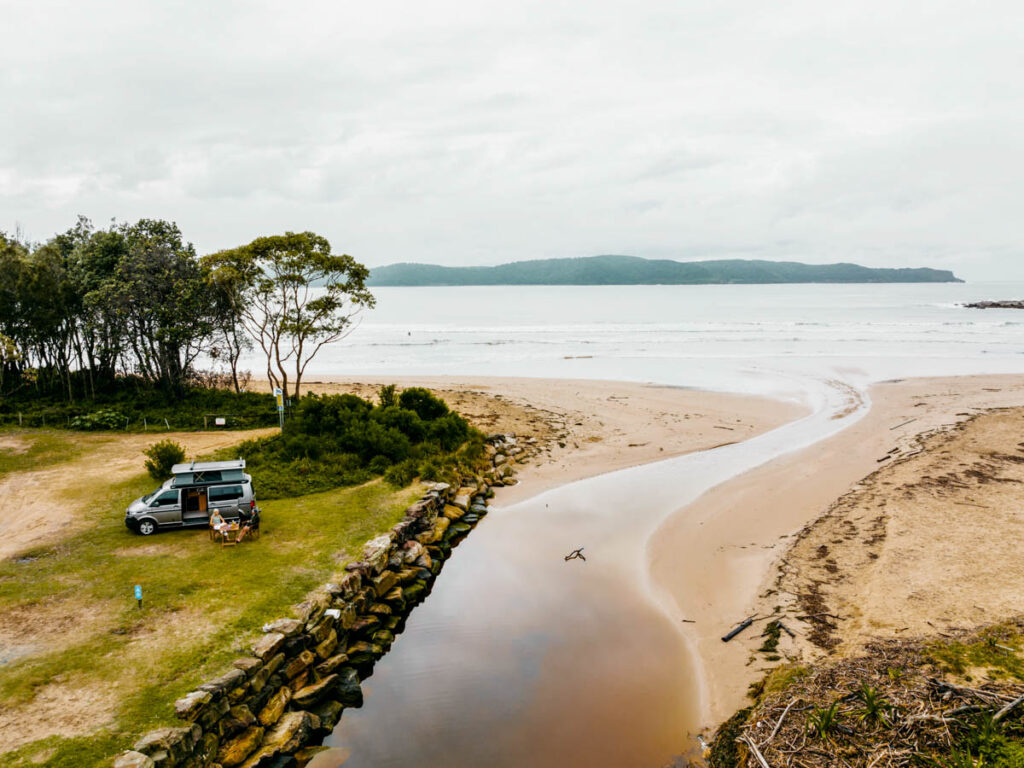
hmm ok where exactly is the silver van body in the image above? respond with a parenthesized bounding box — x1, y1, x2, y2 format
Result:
(125, 459, 255, 536)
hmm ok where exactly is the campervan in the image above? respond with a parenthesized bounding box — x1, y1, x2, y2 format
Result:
(125, 459, 255, 536)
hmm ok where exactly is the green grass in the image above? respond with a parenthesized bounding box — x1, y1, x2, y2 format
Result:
(0, 464, 422, 768)
(926, 624, 1024, 682)
(0, 429, 84, 479)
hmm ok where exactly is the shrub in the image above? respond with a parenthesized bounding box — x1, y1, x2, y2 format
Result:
(384, 458, 419, 487)
(378, 383, 397, 408)
(144, 439, 186, 480)
(368, 455, 393, 474)
(70, 409, 125, 430)
(398, 387, 449, 420)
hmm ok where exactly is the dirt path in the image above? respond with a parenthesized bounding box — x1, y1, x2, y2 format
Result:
(0, 428, 277, 561)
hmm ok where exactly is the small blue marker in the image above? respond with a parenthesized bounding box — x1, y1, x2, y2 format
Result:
(134, 584, 142, 609)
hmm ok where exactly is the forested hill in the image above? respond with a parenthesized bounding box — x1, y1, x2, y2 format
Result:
(367, 256, 962, 286)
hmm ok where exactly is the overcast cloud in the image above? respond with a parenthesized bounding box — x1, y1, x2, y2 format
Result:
(2, 0, 1023, 280)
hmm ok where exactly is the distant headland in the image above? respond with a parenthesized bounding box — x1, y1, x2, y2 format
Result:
(366, 255, 962, 286)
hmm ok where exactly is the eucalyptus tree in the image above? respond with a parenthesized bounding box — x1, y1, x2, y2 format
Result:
(203, 232, 374, 399)
(97, 219, 216, 399)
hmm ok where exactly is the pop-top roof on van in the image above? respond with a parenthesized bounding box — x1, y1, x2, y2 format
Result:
(170, 459, 246, 476)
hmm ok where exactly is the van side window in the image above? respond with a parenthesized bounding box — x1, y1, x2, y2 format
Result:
(153, 491, 179, 506)
(209, 485, 243, 502)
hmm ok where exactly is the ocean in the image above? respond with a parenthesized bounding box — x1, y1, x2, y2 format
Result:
(254, 281, 1024, 400)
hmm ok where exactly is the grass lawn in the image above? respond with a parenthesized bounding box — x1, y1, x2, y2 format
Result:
(0, 431, 422, 768)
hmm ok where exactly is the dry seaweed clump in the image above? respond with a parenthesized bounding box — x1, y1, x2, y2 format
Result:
(707, 618, 1024, 768)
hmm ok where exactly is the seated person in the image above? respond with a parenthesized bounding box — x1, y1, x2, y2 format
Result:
(209, 509, 226, 528)
(236, 504, 260, 543)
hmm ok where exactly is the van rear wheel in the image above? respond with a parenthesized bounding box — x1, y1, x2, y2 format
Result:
(138, 520, 157, 536)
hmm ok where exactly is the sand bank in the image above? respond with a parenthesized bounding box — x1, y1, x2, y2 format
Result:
(647, 373, 1024, 734)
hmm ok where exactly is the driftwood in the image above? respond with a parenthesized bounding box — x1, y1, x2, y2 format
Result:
(890, 418, 917, 430)
(766, 698, 799, 744)
(738, 734, 773, 768)
(722, 617, 754, 642)
(994, 691, 1024, 723)
(777, 621, 796, 638)
(564, 547, 586, 562)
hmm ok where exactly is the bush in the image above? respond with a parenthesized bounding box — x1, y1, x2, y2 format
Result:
(70, 409, 125, 430)
(229, 387, 486, 498)
(384, 458, 419, 487)
(378, 384, 397, 408)
(398, 387, 449, 420)
(144, 439, 186, 480)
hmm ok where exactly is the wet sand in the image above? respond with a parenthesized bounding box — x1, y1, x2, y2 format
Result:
(649, 374, 1024, 734)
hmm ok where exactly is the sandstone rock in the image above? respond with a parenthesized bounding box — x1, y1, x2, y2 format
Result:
(265, 653, 287, 677)
(335, 602, 358, 630)
(447, 521, 472, 539)
(383, 587, 405, 612)
(292, 674, 340, 708)
(417, 516, 450, 544)
(334, 572, 362, 598)
(219, 705, 257, 738)
(114, 751, 155, 768)
(314, 652, 350, 678)
(314, 629, 338, 660)
(174, 690, 212, 721)
(258, 686, 292, 727)
(402, 582, 426, 604)
(361, 534, 393, 574)
(289, 669, 310, 693)
(414, 551, 433, 570)
(217, 725, 265, 767)
(311, 700, 344, 732)
(306, 615, 334, 644)
(368, 602, 391, 616)
(198, 695, 231, 729)
(196, 731, 220, 765)
(199, 668, 248, 697)
(371, 570, 399, 598)
(233, 657, 264, 677)
(441, 504, 463, 521)
(453, 489, 474, 510)
(252, 633, 286, 661)
(262, 618, 303, 637)
(345, 641, 383, 665)
(283, 650, 316, 681)
(292, 593, 329, 624)
(350, 615, 380, 635)
(371, 629, 394, 647)
(263, 711, 320, 754)
(133, 726, 197, 760)
(431, 482, 450, 493)
(395, 566, 420, 584)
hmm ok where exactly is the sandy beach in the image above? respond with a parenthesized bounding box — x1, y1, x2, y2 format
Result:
(646, 373, 1024, 734)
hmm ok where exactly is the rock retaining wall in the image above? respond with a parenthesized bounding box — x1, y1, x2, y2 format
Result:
(114, 433, 532, 768)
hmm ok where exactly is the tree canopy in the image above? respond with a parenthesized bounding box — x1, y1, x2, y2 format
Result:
(203, 232, 375, 399)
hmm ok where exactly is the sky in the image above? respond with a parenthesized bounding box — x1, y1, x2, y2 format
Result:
(2, 1, 1023, 281)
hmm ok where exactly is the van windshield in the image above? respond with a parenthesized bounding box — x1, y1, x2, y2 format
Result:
(141, 490, 158, 503)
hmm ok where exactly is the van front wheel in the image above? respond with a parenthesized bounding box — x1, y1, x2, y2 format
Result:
(138, 520, 157, 536)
